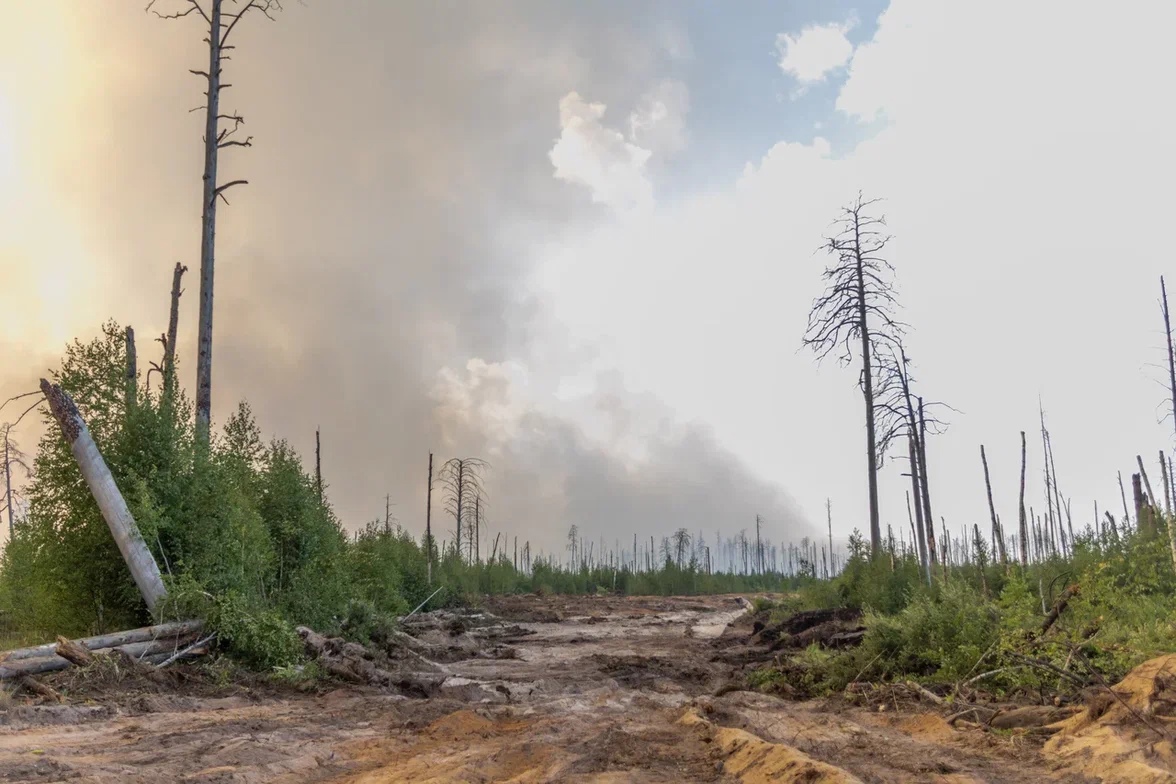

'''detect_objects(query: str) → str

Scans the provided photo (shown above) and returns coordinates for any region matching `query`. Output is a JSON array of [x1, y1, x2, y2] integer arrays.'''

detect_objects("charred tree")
[[315, 427, 323, 503], [438, 457, 488, 563], [125, 327, 137, 411], [875, 347, 949, 579], [149, 0, 282, 446], [802, 194, 906, 553]]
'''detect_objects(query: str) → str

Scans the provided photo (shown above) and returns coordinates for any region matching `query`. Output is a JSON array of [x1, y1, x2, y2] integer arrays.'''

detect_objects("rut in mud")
[[0, 595, 1106, 782]]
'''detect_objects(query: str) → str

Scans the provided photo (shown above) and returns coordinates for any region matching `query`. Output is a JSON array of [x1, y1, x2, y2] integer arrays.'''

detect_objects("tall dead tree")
[[163, 262, 187, 398], [1018, 431, 1030, 566], [980, 445, 1008, 565], [149, 0, 282, 446], [803, 194, 905, 553], [1, 425, 29, 536], [437, 457, 488, 563], [425, 452, 434, 585], [1160, 277, 1176, 569], [149, 263, 188, 400], [876, 348, 949, 580]]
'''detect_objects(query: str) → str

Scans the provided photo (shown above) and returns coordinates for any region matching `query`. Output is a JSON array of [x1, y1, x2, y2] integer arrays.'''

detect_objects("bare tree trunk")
[[1018, 431, 1029, 566], [1137, 455, 1157, 537], [1165, 276, 1176, 447], [1164, 450, 1174, 518], [125, 327, 137, 411], [855, 246, 882, 554], [4, 434, 13, 536], [194, 0, 224, 447], [426, 452, 433, 585], [1119, 471, 1130, 526], [908, 436, 929, 582], [475, 497, 481, 564], [917, 398, 937, 569], [163, 262, 187, 400], [455, 461, 464, 561], [980, 445, 1007, 565], [755, 515, 763, 574], [40, 380, 167, 612], [826, 499, 835, 577], [1133, 473, 1152, 538], [315, 428, 323, 503]]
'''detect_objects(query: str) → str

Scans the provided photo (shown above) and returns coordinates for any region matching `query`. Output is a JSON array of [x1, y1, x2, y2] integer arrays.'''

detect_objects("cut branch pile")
[[0, 620, 207, 680]]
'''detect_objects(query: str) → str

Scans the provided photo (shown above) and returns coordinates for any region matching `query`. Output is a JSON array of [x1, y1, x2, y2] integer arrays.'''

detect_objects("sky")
[[1, 1, 1174, 560]]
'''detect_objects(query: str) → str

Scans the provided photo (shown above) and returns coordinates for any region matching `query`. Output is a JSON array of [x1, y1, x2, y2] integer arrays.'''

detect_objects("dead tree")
[[315, 428, 323, 502], [980, 445, 1008, 565], [148, 263, 188, 398], [1160, 277, 1176, 568], [149, 0, 282, 446], [875, 348, 949, 580], [1018, 431, 1030, 566], [39, 380, 167, 611], [1, 425, 29, 535], [125, 327, 138, 411], [425, 452, 434, 585], [437, 457, 488, 563], [803, 194, 906, 553]]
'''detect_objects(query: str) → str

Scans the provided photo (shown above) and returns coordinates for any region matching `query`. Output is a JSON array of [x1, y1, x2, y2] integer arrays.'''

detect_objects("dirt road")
[[0, 595, 1094, 783]]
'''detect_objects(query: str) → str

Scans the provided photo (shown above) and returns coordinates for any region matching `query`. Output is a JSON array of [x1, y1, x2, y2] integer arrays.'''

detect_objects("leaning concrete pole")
[[40, 379, 167, 613]]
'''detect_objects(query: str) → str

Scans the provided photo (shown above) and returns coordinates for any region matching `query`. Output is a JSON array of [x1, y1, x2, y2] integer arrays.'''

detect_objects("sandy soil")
[[0, 594, 1104, 782]]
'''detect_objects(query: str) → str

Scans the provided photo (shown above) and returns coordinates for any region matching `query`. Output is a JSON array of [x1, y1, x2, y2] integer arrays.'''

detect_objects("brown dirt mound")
[[679, 709, 862, 783], [1045, 653, 1176, 783]]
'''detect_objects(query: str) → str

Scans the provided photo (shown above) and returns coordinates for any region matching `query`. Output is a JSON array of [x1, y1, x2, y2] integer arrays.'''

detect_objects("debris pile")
[[1044, 653, 1176, 782]]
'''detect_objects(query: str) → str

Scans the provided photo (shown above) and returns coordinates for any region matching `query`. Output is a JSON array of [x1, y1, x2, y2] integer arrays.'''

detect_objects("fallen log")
[[0, 633, 205, 680], [54, 636, 94, 667], [0, 621, 203, 664], [18, 676, 62, 702], [297, 626, 446, 694], [758, 608, 863, 643]]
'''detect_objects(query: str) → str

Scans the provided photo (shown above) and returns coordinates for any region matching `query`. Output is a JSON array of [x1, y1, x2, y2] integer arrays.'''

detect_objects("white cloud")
[[548, 81, 689, 213], [549, 91, 654, 213], [775, 17, 857, 90], [531, 0, 1176, 541], [628, 79, 690, 157]]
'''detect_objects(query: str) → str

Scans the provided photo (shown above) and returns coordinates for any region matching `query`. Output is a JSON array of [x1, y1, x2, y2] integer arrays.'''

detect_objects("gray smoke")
[[1, 1, 813, 553]]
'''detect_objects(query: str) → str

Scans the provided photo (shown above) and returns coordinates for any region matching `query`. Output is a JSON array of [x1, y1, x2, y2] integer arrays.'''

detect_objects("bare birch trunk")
[[39, 380, 167, 613]]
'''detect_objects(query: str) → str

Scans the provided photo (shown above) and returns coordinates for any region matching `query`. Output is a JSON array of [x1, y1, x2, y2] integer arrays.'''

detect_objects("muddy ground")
[[0, 594, 1119, 782]]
